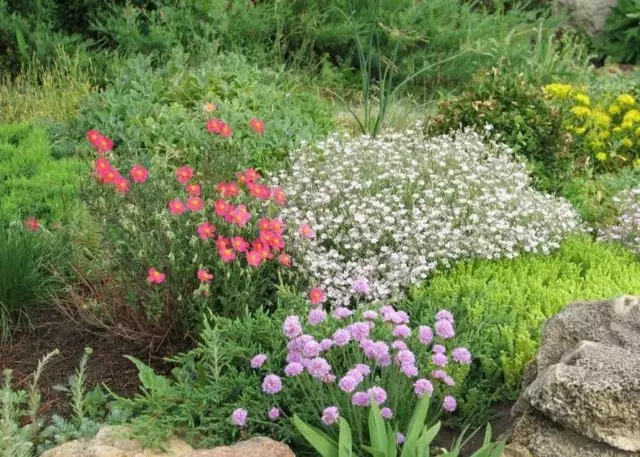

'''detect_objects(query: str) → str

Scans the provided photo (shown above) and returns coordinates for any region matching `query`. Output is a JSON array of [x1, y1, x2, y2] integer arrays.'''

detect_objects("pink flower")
[[230, 205, 252, 227], [395, 349, 415, 366], [392, 325, 411, 339], [286, 351, 303, 364], [345, 369, 364, 384], [380, 305, 395, 316], [444, 376, 456, 386], [321, 406, 339, 425], [363, 310, 378, 320], [249, 117, 265, 135], [413, 379, 433, 398], [246, 250, 263, 268], [351, 278, 370, 294], [452, 347, 472, 364], [24, 217, 40, 232], [130, 164, 149, 183], [197, 221, 216, 240], [277, 252, 292, 267], [251, 354, 268, 369], [352, 392, 370, 407], [320, 338, 333, 351], [433, 344, 446, 354], [262, 374, 282, 394], [367, 386, 387, 405], [231, 408, 248, 427], [401, 364, 418, 378], [176, 165, 194, 184], [338, 376, 357, 393], [113, 176, 130, 193], [396, 433, 405, 444], [432, 370, 448, 381], [187, 196, 204, 212], [308, 309, 327, 326], [418, 326, 433, 346], [432, 353, 448, 367], [380, 407, 393, 420], [218, 247, 236, 263], [284, 362, 304, 377], [348, 322, 370, 341], [323, 373, 337, 384], [436, 310, 454, 323], [391, 340, 407, 351], [185, 183, 201, 196], [332, 307, 353, 319], [307, 357, 331, 379], [443, 396, 457, 413], [268, 407, 280, 421], [214, 199, 232, 217], [231, 236, 250, 252], [355, 364, 371, 376], [391, 311, 409, 325], [271, 186, 286, 206], [435, 319, 455, 339], [168, 199, 187, 215], [303, 340, 322, 358], [332, 329, 351, 347], [146, 268, 165, 285], [298, 223, 315, 239], [308, 287, 326, 305], [283, 316, 302, 339], [197, 269, 214, 283]]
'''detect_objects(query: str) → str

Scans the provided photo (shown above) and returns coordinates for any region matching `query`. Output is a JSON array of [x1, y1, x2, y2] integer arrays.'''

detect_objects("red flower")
[[258, 218, 272, 232], [185, 183, 201, 196], [147, 268, 166, 285], [95, 135, 114, 154], [197, 268, 214, 282], [230, 205, 251, 227], [245, 168, 260, 183], [86, 129, 101, 145], [219, 123, 233, 138], [218, 247, 236, 263], [214, 199, 232, 218], [248, 182, 271, 200], [24, 217, 40, 232], [102, 168, 119, 184], [216, 182, 239, 198], [277, 253, 292, 267], [130, 164, 149, 184], [114, 176, 130, 193], [309, 288, 326, 305], [271, 186, 286, 206], [206, 118, 224, 134], [249, 118, 265, 135], [187, 196, 204, 212], [269, 235, 285, 251], [270, 219, 285, 234], [168, 199, 187, 215], [94, 158, 112, 179], [197, 221, 216, 240], [231, 236, 250, 252], [176, 165, 194, 184], [246, 250, 263, 267], [215, 236, 230, 250]]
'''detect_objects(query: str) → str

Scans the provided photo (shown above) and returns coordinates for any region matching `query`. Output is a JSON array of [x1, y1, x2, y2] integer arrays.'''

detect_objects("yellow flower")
[[598, 130, 610, 139], [543, 83, 573, 99], [574, 93, 590, 106], [621, 121, 634, 130], [575, 127, 587, 135], [608, 104, 621, 115], [595, 152, 607, 161], [623, 109, 640, 124], [590, 109, 611, 127], [622, 137, 634, 148], [571, 106, 591, 117], [617, 94, 636, 106], [613, 127, 623, 133]]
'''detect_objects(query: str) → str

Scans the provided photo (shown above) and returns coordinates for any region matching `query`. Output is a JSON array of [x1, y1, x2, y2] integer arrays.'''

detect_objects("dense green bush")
[[0, 123, 84, 223], [425, 70, 571, 192], [401, 236, 640, 423], [596, 0, 640, 64], [55, 51, 333, 172]]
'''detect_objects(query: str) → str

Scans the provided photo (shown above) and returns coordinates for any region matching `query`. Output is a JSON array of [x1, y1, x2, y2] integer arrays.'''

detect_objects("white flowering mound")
[[274, 128, 582, 306], [598, 187, 640, 254]]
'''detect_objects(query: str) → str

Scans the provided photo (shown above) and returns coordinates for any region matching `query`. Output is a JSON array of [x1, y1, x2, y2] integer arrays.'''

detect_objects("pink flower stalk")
[[320, 338, 334, 351], [176, 165, 194, 184], [435, 319, 455, 339], [197, 221, 216, 240], [401, 364, 418, 378], [231, 408, 248, 427], [443, 396, 457, 413], [413, 379, 434, 398], [348, 322, 370, 341], [251, 354, 267, 369], [146, 268, 165, 285], [392, 325, 411, 339], [321, 406, 339, 425], [262, 374, 282, 395], [303, 340, 322, 358], [396, 349, 416, 366], [432, 353, 448, 367], [307, 357, 332, 379], [130, 164, 149, 183], [268, 407, 280, 421], [332, 307, 353, 319], [338, 376, 358, 393], [452, 347, 472, 364], [367, 386, 387, 405], [380, 408, 393, 420], [436, 310, 454, 323], [352, 392, 370, 407], [283, 316, 302, 339], [308, 309, 327, 326], [332, 329, 351, 347], [418, 326, 434, 346], [284, 362, 304, 377]]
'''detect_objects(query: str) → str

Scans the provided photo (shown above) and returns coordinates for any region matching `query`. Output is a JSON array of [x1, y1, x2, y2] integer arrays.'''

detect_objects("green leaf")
[[339, 418, 353, 457], [124, 356, 170, 394], [416, 422, 441, 457], [402, 394, 431, 456], [293, 414, 339, 457], [369, 400, 388, 454], [363, 445, 386, 457], [385, 423, 398, 457]]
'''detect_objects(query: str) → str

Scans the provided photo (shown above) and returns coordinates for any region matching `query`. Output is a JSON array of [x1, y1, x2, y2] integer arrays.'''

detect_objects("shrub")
[[0, 123, 84, 223], [401, 236, 640, 423], [273, 128, 582, 307], [595, 0, 640, 64], [56, 51, 333, 172], [426, 70, 571, 192], [543, 83, 640, 174], [598, 186, 640, 254]]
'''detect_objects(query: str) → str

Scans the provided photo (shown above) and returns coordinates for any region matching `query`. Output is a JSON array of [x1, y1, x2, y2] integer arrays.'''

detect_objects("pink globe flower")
[[367, 386, 387, 405], [351, 278, 370, 294], [332, 328, 351, 347], [282, 316, 302, 339], [436, 310, 454, 323], [391, 311, 409, 325], [392, 324, 411, 339], [354, 363, 371, 377], [348, 322, 371, 341], [433, 344, 446, 354], [363, 310, 378, 320], [352, 391, 370, 407], [452, 347, 472, 364], [443, 396, 457, 413], [262, 374, 282, 395], [321, 406, 339, 425], [418, 326, 433, 346], [250, 354, 267, 369], [444, 376, 456, 386], [338, 375, 358, 393], [284, 362, 304, 377], [320, 338, 334, 351], [432, 353, 448, 367], [307, 357, 332, 379], [395, 349, 416, 366], [392, 340, 408, 351], [345, 369, 364, 384], [380, 407, 393, 420], [396, 433, 405, 444], [413, 379, 434, 398], [268, 407, 280, 421], [308, 309, 327, 326], [401, 364, 418, 378], [435, 319, 455, 339], [231, 408, 248, 427], [332, 307, 353, 319], [432, 370, 448, 381], [303, 340, 322, 358]]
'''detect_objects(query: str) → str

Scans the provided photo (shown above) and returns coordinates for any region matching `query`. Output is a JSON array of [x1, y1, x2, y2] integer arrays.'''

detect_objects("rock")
[[188, 437, 296, 457], [554, 0, 618, 35], [40, 426, 293, 457], [507, 296, 640, 457]]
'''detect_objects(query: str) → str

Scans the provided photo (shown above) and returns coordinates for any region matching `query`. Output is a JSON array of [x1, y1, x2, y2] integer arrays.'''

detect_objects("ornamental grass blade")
[[293, 414, 339, 457]]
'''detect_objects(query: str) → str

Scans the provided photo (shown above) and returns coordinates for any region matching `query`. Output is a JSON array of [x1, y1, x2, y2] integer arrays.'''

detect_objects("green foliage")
[[402, 236, 640, 423], [0, 123, 84, 223], [426, 70, 570, 192], [596, 0, 640, 64]]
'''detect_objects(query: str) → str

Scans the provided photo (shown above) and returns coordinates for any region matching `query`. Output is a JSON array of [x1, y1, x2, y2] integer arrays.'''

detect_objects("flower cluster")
[[232, 299, 471, 437], [598, 187, 640, 254], [273, 128, 581, 305], [544, 85, 640, 171]]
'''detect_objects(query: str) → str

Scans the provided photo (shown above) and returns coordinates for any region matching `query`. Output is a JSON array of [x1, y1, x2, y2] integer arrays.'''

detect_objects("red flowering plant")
[[81, 122, 299, 334]]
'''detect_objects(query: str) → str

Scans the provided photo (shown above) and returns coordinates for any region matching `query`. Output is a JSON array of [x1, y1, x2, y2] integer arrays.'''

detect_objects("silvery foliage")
[[598, 187, 640, 254], [274, 128, 582, 306]]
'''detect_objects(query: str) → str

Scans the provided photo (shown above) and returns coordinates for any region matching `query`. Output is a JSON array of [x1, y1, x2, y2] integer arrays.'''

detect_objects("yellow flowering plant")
[[544, 84, 640, 172]]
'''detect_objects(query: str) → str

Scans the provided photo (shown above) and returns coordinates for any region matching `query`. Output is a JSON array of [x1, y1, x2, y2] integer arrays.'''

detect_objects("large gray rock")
[[506, 296, 640, 457], [554, 0, 618, 35]]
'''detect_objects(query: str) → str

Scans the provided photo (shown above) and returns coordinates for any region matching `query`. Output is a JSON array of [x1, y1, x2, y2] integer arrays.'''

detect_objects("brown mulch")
[[0, 310, 189, 417]]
